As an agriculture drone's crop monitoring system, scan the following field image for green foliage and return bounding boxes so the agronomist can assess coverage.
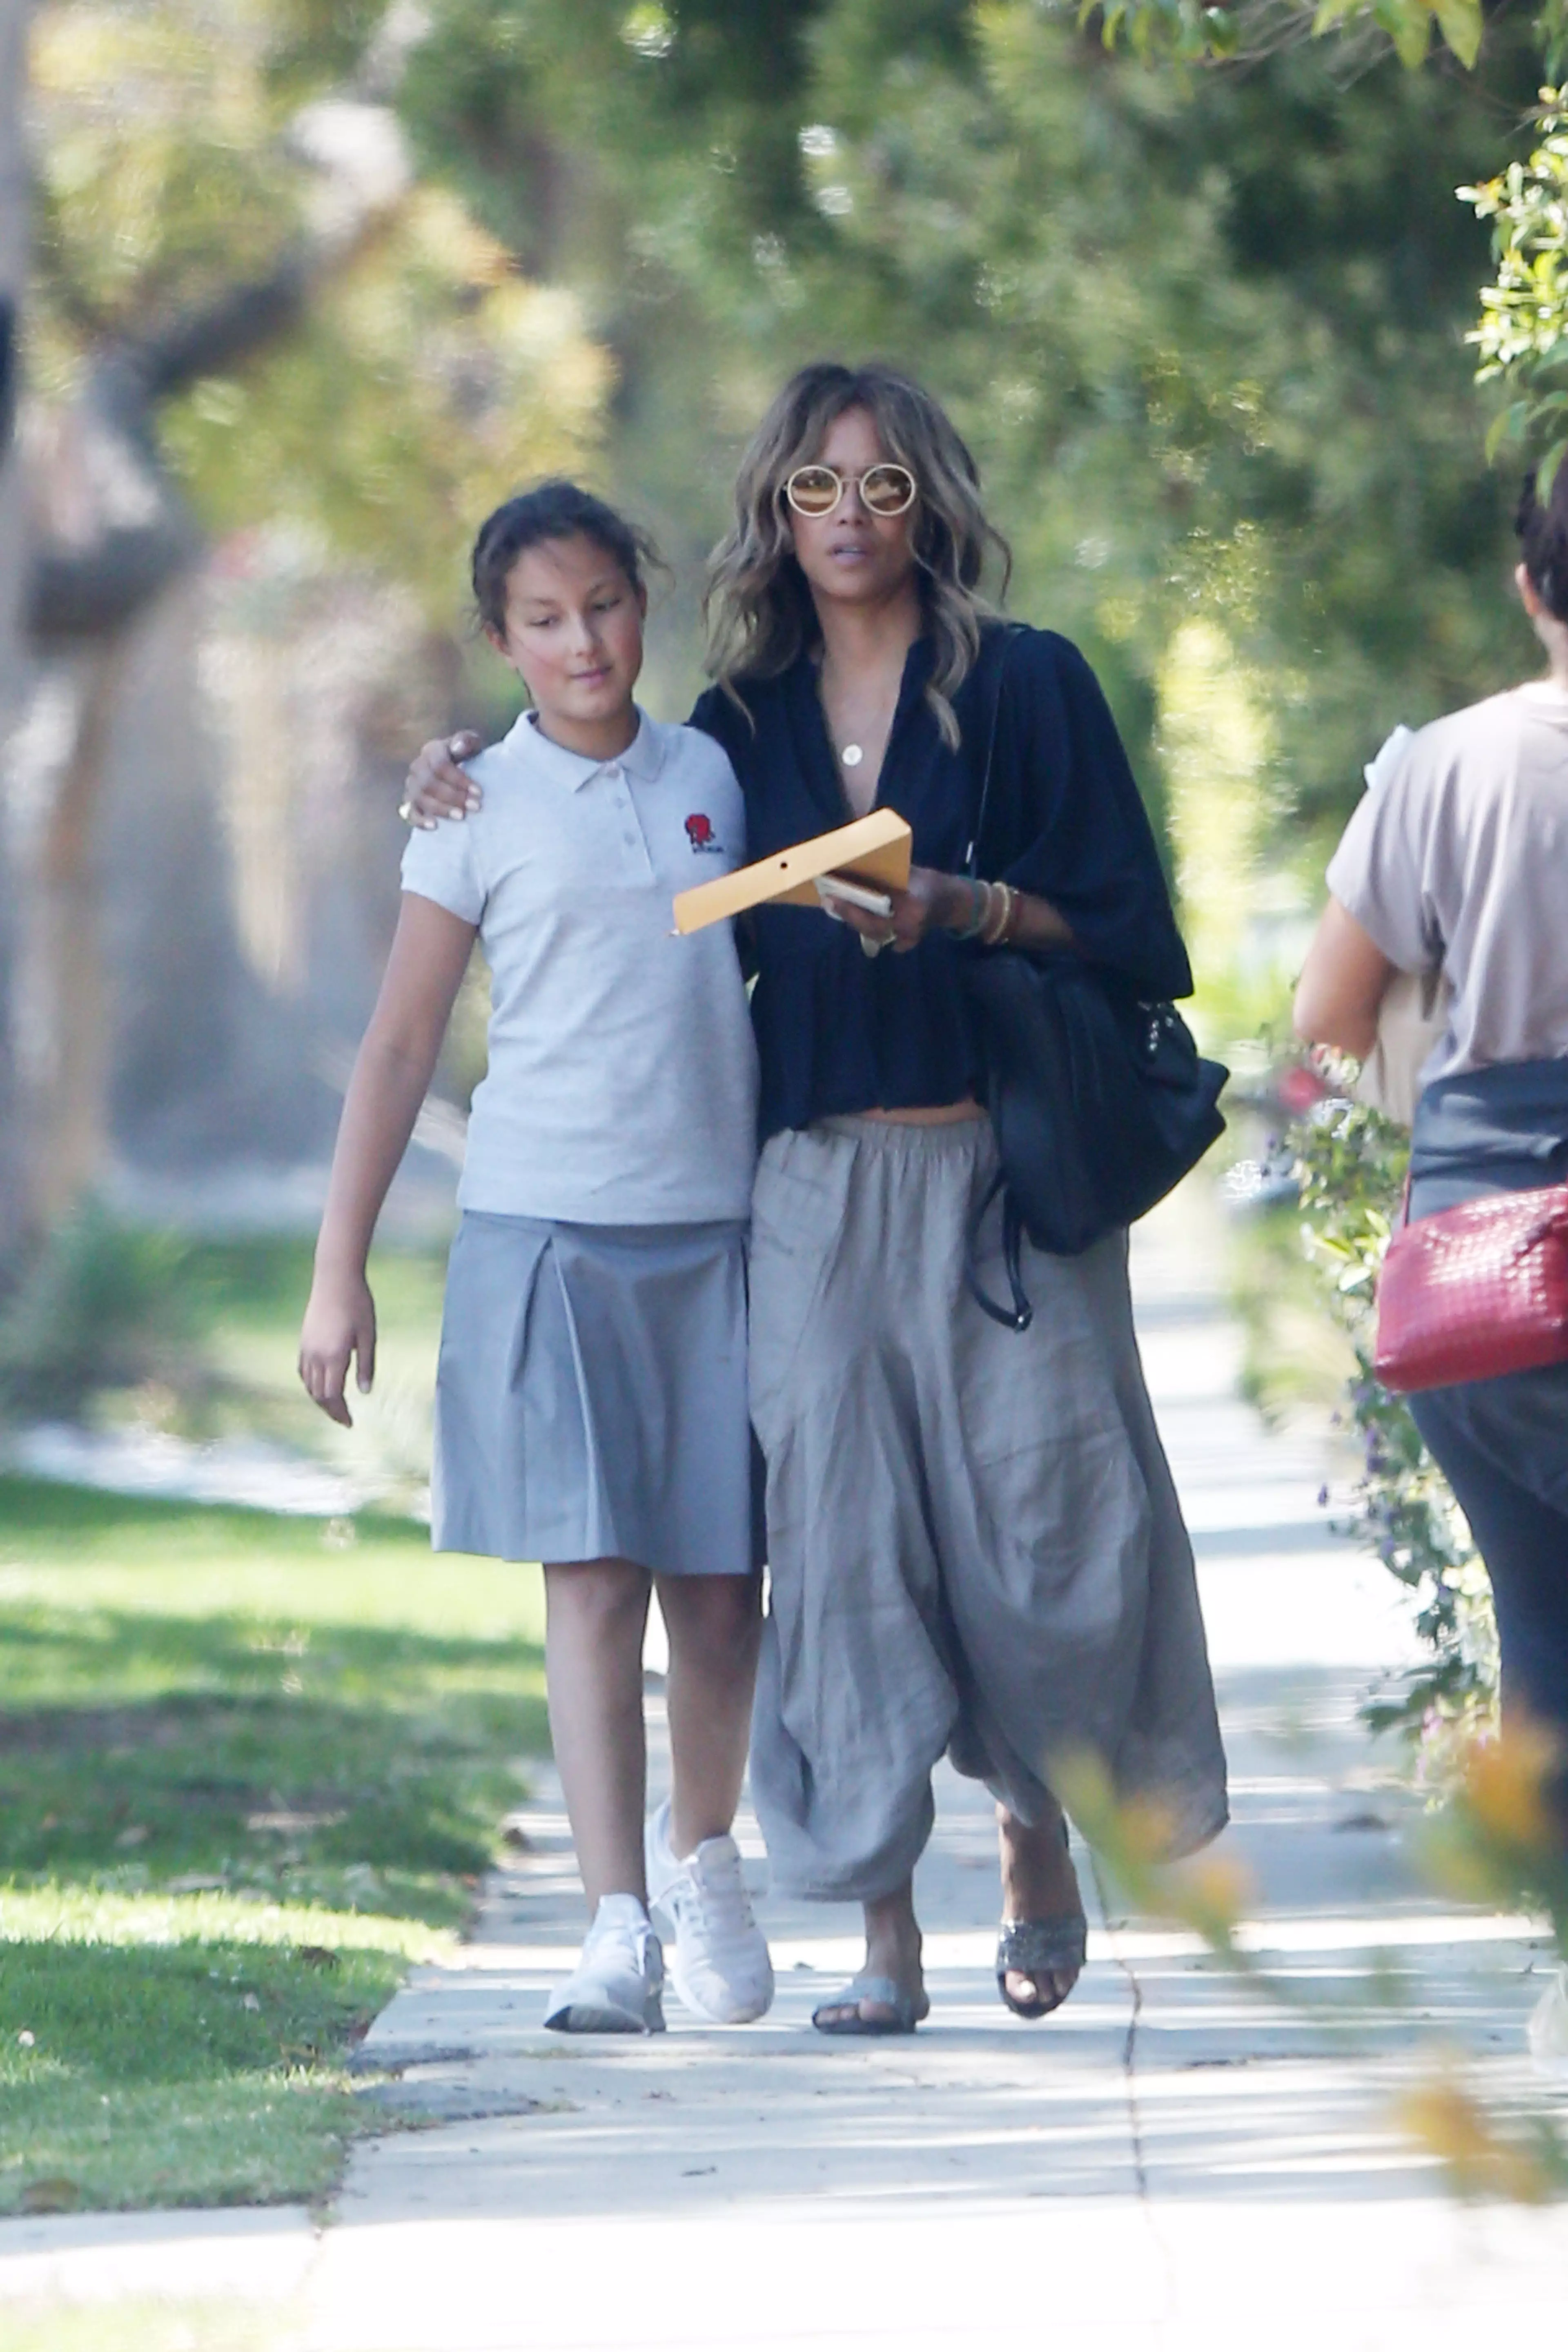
[399,0,1538,828]
[1291,1093,1497,1749]
[159,198,610,622]
[29,0,610,623]
[1080,0,1242,65]
[0,1206,209,1420]
[1080,0,1483,70]
[30,1,302,370]
[1464,88,1568,492]
[0,1479,550,2209]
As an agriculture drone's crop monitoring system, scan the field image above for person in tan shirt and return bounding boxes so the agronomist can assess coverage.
[1296,468,1568,1820]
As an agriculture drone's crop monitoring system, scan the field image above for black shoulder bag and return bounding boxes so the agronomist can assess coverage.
[961,631,1228,1330]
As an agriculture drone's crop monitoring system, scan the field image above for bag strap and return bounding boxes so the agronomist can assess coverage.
[964,622,1022,882]
[963,1172,1034,1331]
[961,623,1034,1333]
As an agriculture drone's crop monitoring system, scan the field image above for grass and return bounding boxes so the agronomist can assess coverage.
[0,2304,295,2352]
[0,1476,548,2215]
[2,1222,452,1506]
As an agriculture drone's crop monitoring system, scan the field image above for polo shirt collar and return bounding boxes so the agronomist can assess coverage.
[504,708,664,791]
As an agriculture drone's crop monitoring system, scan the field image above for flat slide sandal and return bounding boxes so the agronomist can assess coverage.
[995,1915,1088,2019]
[811,1974,929,2036]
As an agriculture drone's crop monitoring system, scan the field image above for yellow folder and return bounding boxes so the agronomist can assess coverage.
[673,809,913,935]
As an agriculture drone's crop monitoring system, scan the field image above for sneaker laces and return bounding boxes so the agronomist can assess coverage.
[668,1842,756,1947]
[584,1899,657,1970]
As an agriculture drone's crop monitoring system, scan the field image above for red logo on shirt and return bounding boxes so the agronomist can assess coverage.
[685,813,723,854]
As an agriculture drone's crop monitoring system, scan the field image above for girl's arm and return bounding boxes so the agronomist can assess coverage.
[1293,896,1395,1061]
[299,894,477,1425]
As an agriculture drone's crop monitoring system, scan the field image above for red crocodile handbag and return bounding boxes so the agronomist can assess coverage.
[1374,1180,1568,1394]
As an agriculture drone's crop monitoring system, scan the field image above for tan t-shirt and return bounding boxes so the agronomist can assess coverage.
[1326,683,1568,1086]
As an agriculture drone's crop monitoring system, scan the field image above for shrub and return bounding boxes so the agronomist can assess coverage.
[0,1205,209,1422]
[1290,1088,1498,1760]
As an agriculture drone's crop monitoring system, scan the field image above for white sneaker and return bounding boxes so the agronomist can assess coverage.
[1527,1964,1568,2084]
[544,1893,666,2034]
[645,1800,774,2025]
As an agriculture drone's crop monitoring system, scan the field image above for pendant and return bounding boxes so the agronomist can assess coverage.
[841,744,864,768]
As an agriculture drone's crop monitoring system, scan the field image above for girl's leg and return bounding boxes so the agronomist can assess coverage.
[544,1557,652,1911]
[647,1572,774,2027]
[655,1573,762,1855]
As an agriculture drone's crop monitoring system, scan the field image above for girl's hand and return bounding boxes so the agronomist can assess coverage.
[299,1272,378,1428]
[826,866,971,955]
[401,732,486,829]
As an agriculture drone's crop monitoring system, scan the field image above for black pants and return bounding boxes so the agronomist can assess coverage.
[1409,1361,1568,1746]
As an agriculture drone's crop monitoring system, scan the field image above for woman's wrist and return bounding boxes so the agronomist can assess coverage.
[946,875,1020,946]
[979,881,1017,947]
[944,876,989,937]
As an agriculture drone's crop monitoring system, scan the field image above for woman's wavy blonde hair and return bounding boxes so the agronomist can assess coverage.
[704,362,1011,748]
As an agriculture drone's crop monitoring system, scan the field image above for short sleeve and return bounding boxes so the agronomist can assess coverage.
[1325,744,1436,973]
[400,808,485,926]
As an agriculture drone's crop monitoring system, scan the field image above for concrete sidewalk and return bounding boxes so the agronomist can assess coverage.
[5,1188,1566,2349]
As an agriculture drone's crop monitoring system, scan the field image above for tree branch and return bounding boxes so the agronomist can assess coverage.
[27,100,410,648]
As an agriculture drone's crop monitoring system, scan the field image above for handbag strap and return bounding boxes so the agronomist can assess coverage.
[964,622,1023,882]
[961,623,1035,1332]
[964,1171,1034,1331]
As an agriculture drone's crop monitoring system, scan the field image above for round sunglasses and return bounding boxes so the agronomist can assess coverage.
[783,462,917,519]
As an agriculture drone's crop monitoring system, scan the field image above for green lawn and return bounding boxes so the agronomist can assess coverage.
[0,1477,548,2214]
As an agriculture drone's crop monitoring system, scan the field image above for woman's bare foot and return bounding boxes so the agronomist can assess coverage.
[813,1880,929,2029]
[997,1800,1084,2013]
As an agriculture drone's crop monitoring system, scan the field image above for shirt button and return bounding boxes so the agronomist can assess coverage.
[605,764,622,782]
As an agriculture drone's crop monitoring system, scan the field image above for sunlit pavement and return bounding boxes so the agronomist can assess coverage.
[4,1183,1566,2348]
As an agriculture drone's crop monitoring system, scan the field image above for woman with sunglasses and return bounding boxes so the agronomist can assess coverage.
[405,363,1226,2034]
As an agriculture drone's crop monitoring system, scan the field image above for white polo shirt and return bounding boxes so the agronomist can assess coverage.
[401,708,757,1224]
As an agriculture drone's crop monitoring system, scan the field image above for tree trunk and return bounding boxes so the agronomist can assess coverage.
[28,639,125,1223]
[0,0,33,1262]
[11,97,411,1224]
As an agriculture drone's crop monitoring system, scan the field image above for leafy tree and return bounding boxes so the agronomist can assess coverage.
[398,0,1540,843]
[1465,86,1568,486]
[10,0,609,1232]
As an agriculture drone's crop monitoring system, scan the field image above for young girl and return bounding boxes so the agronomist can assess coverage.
[298,481,773,2034]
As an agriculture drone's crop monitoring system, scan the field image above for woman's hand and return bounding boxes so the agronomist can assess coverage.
[826,866,971,954]
[299,1270,378,1428]
[401,731,486,829]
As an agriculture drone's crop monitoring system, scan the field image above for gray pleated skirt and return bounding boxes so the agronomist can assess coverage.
[747,1114,1228,1902]
[432,1212,753,1575]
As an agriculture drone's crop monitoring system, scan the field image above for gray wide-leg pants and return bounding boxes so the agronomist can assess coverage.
[747,1114,1228,1903]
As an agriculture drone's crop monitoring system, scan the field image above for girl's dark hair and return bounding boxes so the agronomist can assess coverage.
[471,480,660,633]
[1515,467,1568,622]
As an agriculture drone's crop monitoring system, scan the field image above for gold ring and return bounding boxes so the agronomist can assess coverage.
[397,800,414,824]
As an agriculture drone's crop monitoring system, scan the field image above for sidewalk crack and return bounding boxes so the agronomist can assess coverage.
[1091,1853,1149,2202]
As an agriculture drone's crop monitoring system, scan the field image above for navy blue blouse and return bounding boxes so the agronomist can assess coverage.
[689,622,1191,1144]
